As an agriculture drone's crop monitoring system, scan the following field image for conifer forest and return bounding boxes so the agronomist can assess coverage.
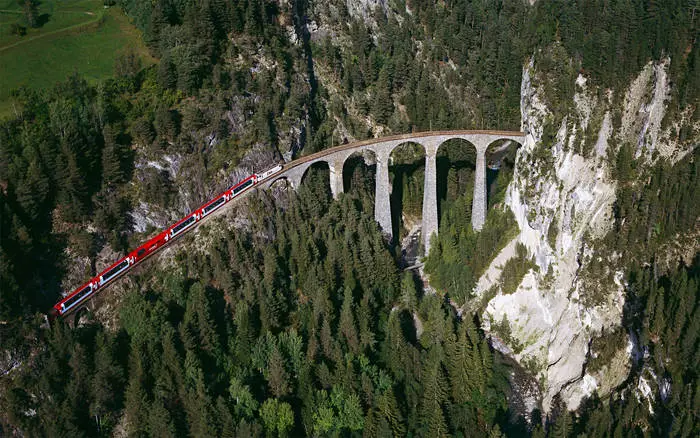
[1,0,698,436]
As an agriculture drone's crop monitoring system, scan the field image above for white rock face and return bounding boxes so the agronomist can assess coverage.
[620,58,698,163]
[479,57,667,412]
[345,0,388,21]
[621,59,671,159]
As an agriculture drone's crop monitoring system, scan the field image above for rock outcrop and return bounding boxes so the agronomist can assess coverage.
[477,55,692,412]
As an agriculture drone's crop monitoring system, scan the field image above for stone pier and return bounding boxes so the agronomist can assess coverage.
[471,146,488,231]
[421,140,440,254]
[328,159,345,199]
[374,150,393,240]
[262,131,525,253]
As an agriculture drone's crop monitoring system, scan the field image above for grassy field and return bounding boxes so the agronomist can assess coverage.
[0,0,154,118]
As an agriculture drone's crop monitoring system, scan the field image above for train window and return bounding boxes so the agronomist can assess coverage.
[203,196,225,214]
[62,285,92,310]
[232,179,253,195]
[137,248,146,257]
[102,259,129,282]
[171,216,196,236]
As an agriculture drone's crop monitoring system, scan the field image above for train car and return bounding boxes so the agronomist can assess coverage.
[52,164,285,318]
[130,230,170,263]
[168,212,201,239]
[228,175,256,198]
[98,255,135,287]
[201,191,230,218]
[54,279,99,316]
[254,165,283,183]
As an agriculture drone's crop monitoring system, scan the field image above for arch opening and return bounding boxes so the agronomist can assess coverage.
[299,161,332,208]
[300,162,331,191]
[435,138,478,231]
[293,162,333,219]
[388,142,426,249]
[485,139,522,210]
[269,176,293,191]
[267,177,295,208]
[342,150,377,214]
[71,306,92,327]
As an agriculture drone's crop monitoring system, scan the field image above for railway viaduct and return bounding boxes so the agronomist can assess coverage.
[262,130,525,254]
[62,130,525,324]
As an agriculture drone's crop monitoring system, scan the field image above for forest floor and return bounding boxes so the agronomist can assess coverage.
[0,0,154,118]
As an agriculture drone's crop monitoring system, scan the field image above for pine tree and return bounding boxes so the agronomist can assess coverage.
[125,345,150,436]
[267,344,290,397]
[101,126,123,186]
[161,326,184,389]
[260,398,295,437]
[215,397,238,438]
[90,333,124,429]
[192,283,221,358]
[358,291,376,351]
[154,106,179,140]
[17,0,39,28]
[148,399,178,437]
[228,377,258,419]
[376,389,405,437]
[59,150,90,222]
[489,424,505,438]
[372,66,394,124]
[320,315,334,359]
[381,313,406,380]
[16,157,49,223]
[147,0,172,53]
[66,344,92,434]
[232,302,254,367]
[399,272,418,312]
[339,286,360,354]
[185,374,219,438]
[445,326,475,404]
[418,348,449,437]
[158,56,178,89]
[549,395,574,438]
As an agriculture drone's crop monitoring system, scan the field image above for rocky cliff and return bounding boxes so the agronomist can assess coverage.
[477,52,698,412]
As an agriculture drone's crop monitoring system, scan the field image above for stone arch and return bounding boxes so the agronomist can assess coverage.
[342,149,377,202]
[388,141,427,245]
[484,138,523,210]
[71,305,91,327]
[434,138,479,229]
[299,161,332,196]
[268,176,295,191]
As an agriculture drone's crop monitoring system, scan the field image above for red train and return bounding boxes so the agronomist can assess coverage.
[52,165,283,316]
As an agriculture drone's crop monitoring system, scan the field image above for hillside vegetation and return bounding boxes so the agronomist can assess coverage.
[0,0,698,436]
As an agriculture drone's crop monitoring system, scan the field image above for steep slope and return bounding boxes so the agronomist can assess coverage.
[478,51,699,412]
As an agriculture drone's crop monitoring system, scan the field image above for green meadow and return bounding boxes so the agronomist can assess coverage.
[0,0,153,117]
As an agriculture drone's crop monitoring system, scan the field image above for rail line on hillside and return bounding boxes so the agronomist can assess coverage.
[53,130,525,318]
